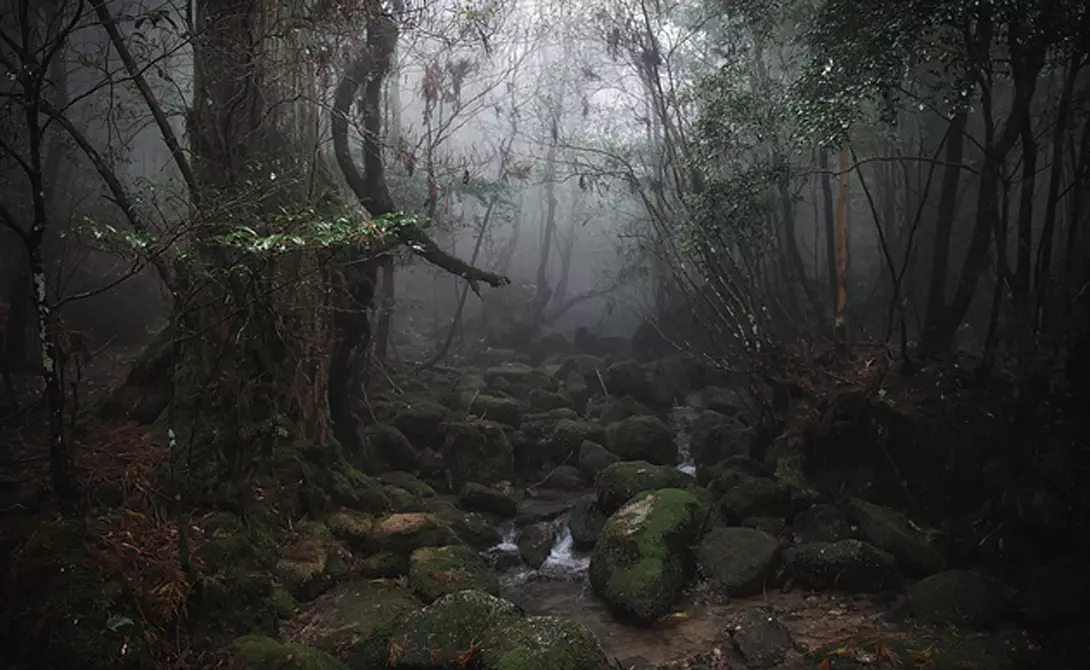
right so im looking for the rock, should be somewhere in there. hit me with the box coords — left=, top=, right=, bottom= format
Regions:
left=696, top=527, right=781, bottom=597
left=742, top=517, right=787, bottom=536
left=595, top=460, right=695, bottom=514
left=719, top=478, right=790, bottom=524
left=789, top=539, right=897, bottom=592
left=459, top=482, right=518, bottom=518
left=408, top=545, right=499, bottom=603
left=589, top=488, right=706, bottom=624
left=690, top=410, right=750, bottom=466
left=908, top=570, right=1011, bottom=629
left=792, top=504, right=853, bottom=544
left=731, top=607, right=792, bottom=668
left=359, top=551, right=409, bottom=579
left=326, top=509, right=377, bottom=553
left=541, top=465, right=587, bottom=491
left=464, top=393, right=523, bottom=427
left=392, top=400, right=449, bottom=449
left=416, top=448, right=449, bottom=493
left=705, top=468, right=757, bottom=498
left=542, top=419, right=606, bottom=472
left=564, top=372, right=591, bottom=413
left=230, top=635, right=346, bottom=670
left=517, top=521, right=559, bottom=569
left=515, top=494, right=589, bottom=526
left=528, top=388, right=572, bottom=413
left=605, top=414, right=677, bottom=465
left=362, top=424, right=419, bottom=473
left=578, top=440, right=620, bottom=479
left=439, top=420, right=514, bottom=490
left=329, top=468, right=391, bottom=513
left=805, top=626, right=1039, bottom=670
left=605, top=359, right=658, bottom=405
left=384, top=485, right=425, bottom=512
left=389, top=590, right=522, bottom=667
left=379, top=471, right=437, bottom=498
left=454, top=373, right=488, bottom=395
left=846, top=498, right=946, bottom=577
left=372, top=513, right=459, bottom=554
left=274, top=520, right=341, bottom=601
left=481, top=615, right=613, bottom=670
left=282, top=581, right=419, bottom=668
left=426, top=498, right=503, bottom=549
left=587, top=394, right=653, bottom=425
left=569, top=501, right=607, bottom=550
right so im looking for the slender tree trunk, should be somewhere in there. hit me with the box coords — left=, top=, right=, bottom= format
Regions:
left=818, top=148, right=837, bottom=314
left=834, top=139, right=849, bottom=343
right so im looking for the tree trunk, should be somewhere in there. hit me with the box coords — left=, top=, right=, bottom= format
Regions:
left=818, top=148, right=837, bottom=314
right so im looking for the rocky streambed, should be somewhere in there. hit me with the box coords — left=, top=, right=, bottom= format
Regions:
left=217, top=353, right=1082, bottom=669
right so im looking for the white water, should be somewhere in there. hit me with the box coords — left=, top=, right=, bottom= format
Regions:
left=670, top=400, right=698, bottom=477
left=541, top=519, right=591, bottom=576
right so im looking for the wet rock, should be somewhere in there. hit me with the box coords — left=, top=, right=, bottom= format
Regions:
left=528, top=388, right=572, bottom=413
left=699, top=386, right=748, bottom=418
left=230, top=635, right=346, bottom=670
left=542, top=464, right=587, bottom=491
left=544, top=419, right=606, bottom=469
left=587, top=394, right=653, bottom=425
left=379, top=471, right=437, bottom=498
left=569, top=500, right=607, bottom=550
left=480, top=615, right=613, bottom=670
left=595, top=460, right=695, bottom=514
left=282, top=581, right=419, bottom=668
left=439, top=420, right=514, bottom=490
left=696, top=527, right=781, bottom=597
left=846, top=498, right=946, bottom=577
left=606, top=414, right=678, bottom=465
left=416, top=448, right=449, bottom=493
left=391, top=400, right=449, bottom=450
left=579, top=440, right=620, bottom=479
left=605, top=358, right=658, bottom=405
left=389, top=590, right=522, bottom=667
left=459, top=482, right=518, bottom=518
left=705, top=468, right=756, bottom=498
left=426, top=498, right=502, bottom=549
left=805, top=626, right=1039, bottom=670
left=517, top=521, right=559, bottom=569
left=690, top=410, right=750, bottom=466
left=793, top=504, right=853, bottom=543
left=514, top=494, right=590, bottom=526
left=719, top=477, right=790, bottom=524
left=589, top=488, right=707, bottom=624
left=908, top=570, right=1011, bottom=629
left=408, top=545, right=499, bottom=603
left=731, top=607, right=792, bottom=668
left=359, top=551, right=409, bottom=579
left=742, top=517, right=787, bottom=536
left=373, top=512, right=459, bottom=554
left=789, top=539, right=897, bottom=593
left=362, top=424, right=419, bottom=473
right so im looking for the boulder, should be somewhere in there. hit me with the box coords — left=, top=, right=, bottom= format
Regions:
left=527, top=388, right=572, bottom=413
left=690, top=410, right=749, bottom=466
left=569, top=501, right=607, bottom=550
left=379, top=472, right=437, bottom=499
left=517, top=522, right=559, bottom=569
left=230, top=635, right=346, bottom=670
left=908, top=570, right=1011, bottom=629
left=731, top=607, right=792, bottom=668
left=274, top=520, right=342, bottom=601
left=408, top=545, right=499, bottom=603
left=439, top=420, right=514, bottom=489
left=459, top=482, right=518, bottom=518
left=605, top=415, right=677, bottom=465
left=589, top=488, right=707, bottom=624
left=595, top=460, right=695, bottom=515
left=480, top=615, right=613, bottom=670
left=605, top=359, right=657, bottom=405
left=326, top=509, right=377, bottom=553
left=541, top=465, right=587, bottom=491
left=372, top=513, right=459, bottom=554
left=587, top=394, right=652, bottom=425
left=564, top=372, right=591, bottom=413
left=329, top=468, right=391, bottom=513
left=361, top=424, right=420, bottom=473
left=545, top=419, right=606, bottom=470
left=792, top=504, right=853, bottom=544
left=463, top=393, right=523, bottom=427
left=719, top=477, right=790, bottom=524
left=846, top=498, right=946, bottom=577
left=425, top=498, right=503, bottom=549
left=388, top=590, right=521, bottom=667
left=789, top=539, right=897, bottom=592
left=578, top=440, right=619, bottom=479
left=741, top=517, right=787, bottom=537
left=392, top=400, right=449, bottom=450
left=696, top=527, right=781, bottom=597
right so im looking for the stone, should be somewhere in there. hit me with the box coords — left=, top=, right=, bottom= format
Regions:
left=459, top=482, right=518, bottom=518
left=846, top=498, right=946, bottom=577
left=388, top=590, right=521, bottom=667
left=696, top=527, right=781, bottom=597
left=578, top=440, right=619, bottom=479
left=605, top=414, right=678, bottom=465
left=792, top=504, right=853, bottom=544
left=541, top=465, right=587, bottom=491
left=517, top=521, right=559, bottom=569
left=731, top=607, right=792, bottom=668
left=719, top=478, right=790, bottom=524
left=408, top=545, right=499, bottom=603
left=569, top=501, right=607, bottom=550
left=908, top=570, right=1011, bottom=629
left=789, top=539, right=897, bottom=593
left=690, top=410, right=750, bottom=466
left=595, top=460, right=695, bottom=515
left=480, top=615, right=613, bottom=670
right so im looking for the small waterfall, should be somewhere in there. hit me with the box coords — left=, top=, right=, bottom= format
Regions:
left=670, top=401, right=698, bottom=477
left=541, top=519, right=590, bottom=576
left=496, top=521, right=518, bottom=551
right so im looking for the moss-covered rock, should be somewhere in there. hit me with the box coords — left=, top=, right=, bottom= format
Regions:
left=589, top=488, right=706, bottom=624
left=372, top=513, right=459, bottom=554
left=605, top=414, right=677, bottom=465
left=230, top=635, right=347, bottom=670
left=605, top=359, right=657, bottom=405
left=595, top=460, right=695, bottom=514
left=359, top=551, right=410, bottom=579
left=789, top=539, right=897, bottom=592
left=439, top=420, right=514, bottom=490
left=689, top=410, right=750, bottom=466
left=379, top=471, right=438, bottom=498
left=517, top=522, right=558, bottom=569
left=384, top=485, right=425, bottom=512
left=741, top=516, right=787, bottom=536
left=392, top=401, right=450, bottom=450
left=846, top=498, right=946, bottom=577
left=326, top=509, right=377, bottom=553
left=408, top=545, right=499, bottom=603
left=569, top=500, right=607, bottom=550
left=802, top=626, right=1040, bottom=669
left=578, top=440, right=620, bottom=480
left=480, top=615, right=612, bottom=670
left=274, top=520, right=343, bottom=601
left=329, top=468, right=391, bottom=513
left=695, top=527, right=781, bottom=597
left=426, top=498, right=502, bottom=549
left=464, top=393, right=523, bottom=427
left=587, top=394, right=652, bottom=425
left=362, top=423, right=420, bottom=473
left=793, top=503, right=853, bottom=543
left=541, top=464, right=587, bottom=490
left=718, top=477, right=790, bottom=524
left=731, top=607, right=792, bottom=668
left=282, top=581, right=420, bottom=668
left=459, top=482, right=518, bottom=518
left=564, top=372, right=591, bottom=413
left=388, top=590, right=522, bottom=667
left=908, top=570, right=1011, bottom=629
left=543, top=419, right=605, bottom=467
left=527, top=388, right=572, bottom=413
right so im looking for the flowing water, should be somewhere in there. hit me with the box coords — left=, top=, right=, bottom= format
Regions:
left=669, top=399, right=698, bottom=477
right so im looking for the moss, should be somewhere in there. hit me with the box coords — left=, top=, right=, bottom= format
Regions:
left=527, top=388, right=572, bottom=413
left=588, top=488, right=706, bottom=624
left=274, top=520, right=339, bottom=601
left=439, top=420, right=514, bottom=489
left=804, top=625, right=1040, bottom=669
left=388, top=590, right=522, bottom=667
left=481, top=615, right=612, bottom=670
left=426, top=498, right=502, bottom=548
left=408, top=545, right=499, bottom=603
left=372, top=513, right=459, bottom=554
left=379, top=471, right=437, bottom=498
left=329, top=468, right=391, bottom=513
left=361, top=424, right=419, bottom=473
left=604, top=359, right=657, bottom=404
left=384, top=485, right=424, bottom=512
left=231, top=634, right=347, bottom=669
left=392, top=400, right=450, bottom=449
left=463, top=393, right=523, bottom=427
left=605, top=415, right=676, bottom=465
left=790, top=539, right=897, bottom=592
left=595, top=461, right=696, bottom=514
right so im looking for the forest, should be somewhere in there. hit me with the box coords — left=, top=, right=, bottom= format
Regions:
left=0, top=0, right=1087, bottom=668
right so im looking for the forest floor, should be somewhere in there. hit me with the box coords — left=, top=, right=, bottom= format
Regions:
left=0, top=342, right=1087, bottom=669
